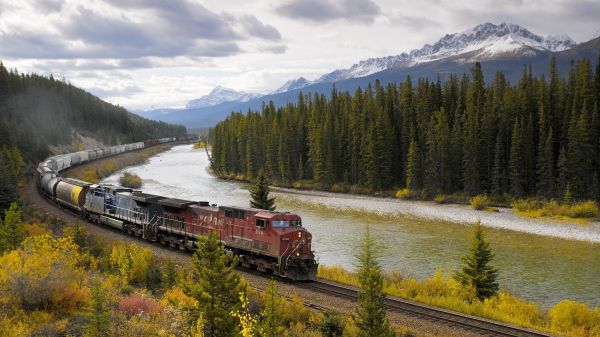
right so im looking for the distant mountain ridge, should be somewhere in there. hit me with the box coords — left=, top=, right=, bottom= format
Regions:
left=309, top=22, right=576, bottom=84
left=185, top=85, right=261, bottom=109
left=136, top=22, right=598, bottom=129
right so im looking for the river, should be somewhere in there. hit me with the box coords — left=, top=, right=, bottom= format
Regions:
left=102, top=145, right=600, bottom=308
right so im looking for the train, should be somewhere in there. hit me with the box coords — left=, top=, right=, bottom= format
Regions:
left=35, top=137, right=318, bottom=281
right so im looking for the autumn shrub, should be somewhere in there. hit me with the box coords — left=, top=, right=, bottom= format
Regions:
left=549, top=300, right=600, bottom=337
left=160, top=287, right=197, bottom=310
left=109, top=243, right=153, bottom=286
left=512, top=199, right=599, bottom=220
left=470, top=194, right=491, bottom=210
left=562, top=201, right=599, bottom=218
left=0, top=235, right=89, bottom=313
left=433, top=194, right=448, bottom=204
left=395, top=188, right=412, bottom=199
left=482, top=291, right=544, bottom=328
left=317, top=264, right=358, bottom=286
left=119, top=171, right=143, bottom=189
left=118, top=294, right=161, bottom=317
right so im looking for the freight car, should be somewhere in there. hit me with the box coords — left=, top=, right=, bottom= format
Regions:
left=36, top=138, right=318, bottom=281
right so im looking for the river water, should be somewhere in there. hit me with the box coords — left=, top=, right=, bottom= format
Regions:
left=103, top=145, right=600, bottom=308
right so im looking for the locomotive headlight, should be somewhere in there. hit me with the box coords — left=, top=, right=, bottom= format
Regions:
left=298, top=232, right=302, bottom=238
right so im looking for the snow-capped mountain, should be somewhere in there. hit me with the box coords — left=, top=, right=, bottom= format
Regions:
left=271, top=77, right=312, bottom=94
left=308, top=22, right=577, bottom=84
left=186, top=86, right=262, bottom=109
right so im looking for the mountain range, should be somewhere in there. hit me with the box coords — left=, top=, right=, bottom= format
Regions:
left=138, top=22, right=598, bottom=128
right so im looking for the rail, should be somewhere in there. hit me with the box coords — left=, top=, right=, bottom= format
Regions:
left=295, top=279, right=554, bottom=337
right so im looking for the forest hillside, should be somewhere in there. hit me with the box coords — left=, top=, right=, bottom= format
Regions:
left=0, top=62, right=187, bottom=164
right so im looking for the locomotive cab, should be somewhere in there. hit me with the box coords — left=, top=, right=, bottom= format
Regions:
left=254, top=211, right=318, bottom=281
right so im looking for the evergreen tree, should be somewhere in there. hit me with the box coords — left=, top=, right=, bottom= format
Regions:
left=0, top=202, right=24, bottom=254
left=509, top=119, right=525, bottom=197
left=557, top=146, right=568, bottom=199
left=491, top=133, right=508, bottom=196
left=259, top=280, right=286, bottom=337
left=354, top=227, right=395, bottom=337
left=454, top=221, right=499, bottom=301
left=250, top=169, right=276, bottom=211
left=85, top=278, right=111, bottom=337
left=318, top=312, right=344, bottom=337
left=185, top=231, right=243, bottom=337
left=536, top=128, right=555, bottom=199
left=566, top=106, right=594, bottom=200
left=406, top=139, right=422, bottom=191
left=163, top=257, right=177, bottom=289
left=0, top=160, right=16, bottom=214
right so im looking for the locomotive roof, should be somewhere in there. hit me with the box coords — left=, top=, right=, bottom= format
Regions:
left=158, top=198, right=197, bottom=208
left=218, top=205, right=258, bottom=213
left=130, top=192, right=166, bottom=203
left=254, top=211, right=297, bottom=219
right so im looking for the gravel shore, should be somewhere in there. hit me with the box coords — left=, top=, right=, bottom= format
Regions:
left=273, top=187, right=600, bottom=243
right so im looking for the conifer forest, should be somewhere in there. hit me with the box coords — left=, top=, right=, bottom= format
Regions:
left=210, top=58, right=600, bottom=202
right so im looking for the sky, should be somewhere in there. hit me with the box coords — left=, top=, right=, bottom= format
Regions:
left=0, top=0, right=599, bottom=111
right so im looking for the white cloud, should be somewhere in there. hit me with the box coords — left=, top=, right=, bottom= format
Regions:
left=0, top=0, right=598, bottom=111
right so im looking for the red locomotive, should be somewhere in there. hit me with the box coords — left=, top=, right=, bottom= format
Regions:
left=155, top=199, right=317, bottom=280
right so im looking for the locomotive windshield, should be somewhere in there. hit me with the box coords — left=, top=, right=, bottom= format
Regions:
left=271, top=220, right=302, bottom=228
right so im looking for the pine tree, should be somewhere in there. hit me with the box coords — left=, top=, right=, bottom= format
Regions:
left=0, top=202, right=24, bottom=254
left=250, top=169, right=276, bottom=211
left=509, top=119, right=525, bottom=197
left=260, top=280, right=286, bottom=337
left=491, top=133, right=508, bottom=196
left=406, top=139, right=422, bottom=191
left=454, top=221, right=499, bottom=301
left=163, top=257, right=177, bottom=289
left=185, top=231, right=243, bottom=337
left=354, top=227, right=394, bottom=337
left=0, top=160, right=16, bottom=215
left=536, top=128, right=555, bottom=199
left=85, top=278, right=111, bottom=337
left=566, top=106, right=594, bottom=200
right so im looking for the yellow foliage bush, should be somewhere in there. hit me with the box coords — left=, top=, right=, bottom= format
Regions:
left=119, top=171, right=143, bottom=189
left=22, top=223, right=51, bottom=237
left=470, top=194, right=491, bottom=210
left=395, top=188, right=412, bottom=199
left=0, top=235, right=89, bottom=313
left=80, top=167, right=99, bottom=184
left=0, top=315, right=33, bottom=337
left=160, top=287, right=197, bottom=309
left=109, top=243, right=153, bottom=286
left=549, top=300, right=600, bottom=337
left=482, top=291, right=544, bottom=328
left=433, top=194, right=448, bottom=204
left=317, top=264, right=358, bottom=286
left=512, top=199, right=599, bottom=220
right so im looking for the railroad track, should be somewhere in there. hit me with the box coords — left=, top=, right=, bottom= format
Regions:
left=294, top=279, right=554, bottom=337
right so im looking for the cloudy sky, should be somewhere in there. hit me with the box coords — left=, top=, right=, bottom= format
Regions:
left=1, top=0, right=599, bottom=111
